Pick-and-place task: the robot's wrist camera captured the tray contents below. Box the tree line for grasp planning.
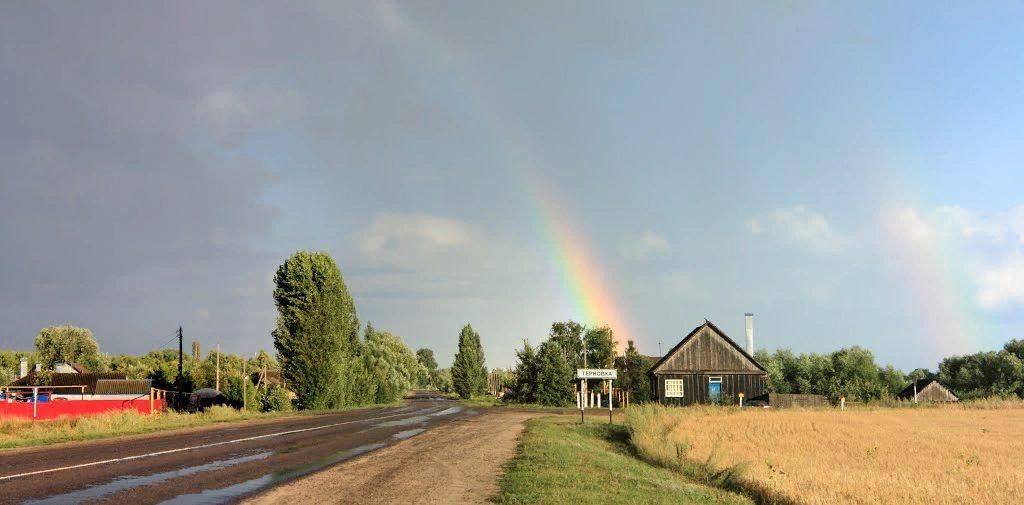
[754,338,1024,403]
[0,325,291,412]
[1,251,438,413]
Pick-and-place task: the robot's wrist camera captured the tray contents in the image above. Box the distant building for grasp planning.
[897,379,959,403]
[8,367,148,400]
[648,319,768,405]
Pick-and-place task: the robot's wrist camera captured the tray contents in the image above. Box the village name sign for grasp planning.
[575,369,617,380]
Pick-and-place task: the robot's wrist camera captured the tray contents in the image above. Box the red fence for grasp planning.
[0,399,163,420]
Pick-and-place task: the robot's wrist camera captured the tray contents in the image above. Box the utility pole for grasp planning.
[242,359,247,411]
[216,344,221,392]
[176,326,184,391]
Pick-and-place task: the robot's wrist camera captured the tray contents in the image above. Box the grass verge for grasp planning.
[0,400,405,451]
[0,406,286,450]
[496,416,752,505]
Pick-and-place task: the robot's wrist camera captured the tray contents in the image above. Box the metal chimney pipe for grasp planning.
[19,357,28,378]
[744,313,754,354]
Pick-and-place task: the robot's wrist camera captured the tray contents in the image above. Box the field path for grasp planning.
[244,410,540,505]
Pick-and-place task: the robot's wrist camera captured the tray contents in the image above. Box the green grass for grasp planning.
[496,416,753,505]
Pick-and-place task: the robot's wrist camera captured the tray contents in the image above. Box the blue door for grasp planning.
[708,378,722,403]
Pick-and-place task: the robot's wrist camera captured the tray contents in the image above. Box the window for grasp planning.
[665,379,684,398]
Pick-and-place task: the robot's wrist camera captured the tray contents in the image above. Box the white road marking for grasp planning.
[0,407,444,481]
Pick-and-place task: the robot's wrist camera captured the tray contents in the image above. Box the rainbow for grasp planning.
[373,1,633,353]
[879,205,983,359]
[527,178,632,354]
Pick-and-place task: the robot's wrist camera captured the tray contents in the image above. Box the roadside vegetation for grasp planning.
[0,406,277,450]
[497,415,751,505]
[626,401,1024,505]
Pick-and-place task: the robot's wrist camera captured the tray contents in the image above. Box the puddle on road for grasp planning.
[376,415,430,428]
[22,452,272,505]
[391,428,425,440]
[156,475,273,505]
[428,406,463,417]
[154,443,388,505]
[373,406,463,429]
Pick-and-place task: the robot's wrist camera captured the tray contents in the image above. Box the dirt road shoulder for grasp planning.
[244,410,539,505]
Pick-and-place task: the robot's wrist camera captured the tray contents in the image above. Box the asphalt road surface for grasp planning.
[0,392,477,505]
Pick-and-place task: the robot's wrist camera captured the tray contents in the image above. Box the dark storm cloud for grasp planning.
[0,3,288,351]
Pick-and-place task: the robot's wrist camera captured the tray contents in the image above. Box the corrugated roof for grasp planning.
[94,379,151,395]
[10,372,128,393]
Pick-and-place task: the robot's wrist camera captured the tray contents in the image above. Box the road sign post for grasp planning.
[576,369,617,424]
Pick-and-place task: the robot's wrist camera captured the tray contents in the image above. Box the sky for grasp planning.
[3,1,1024,371]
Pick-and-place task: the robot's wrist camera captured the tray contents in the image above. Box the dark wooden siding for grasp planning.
[655,373,766,406]
[917,382,959,402]
[767,393,828,408]
[653,326,762,374]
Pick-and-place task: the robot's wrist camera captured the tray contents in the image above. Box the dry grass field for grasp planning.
[627,401,1024,505]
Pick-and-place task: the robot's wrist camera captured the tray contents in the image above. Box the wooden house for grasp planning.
[648,320,767,405]
[897,379,959,403]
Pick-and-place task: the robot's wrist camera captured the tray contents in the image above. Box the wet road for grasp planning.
[0,392,476,504]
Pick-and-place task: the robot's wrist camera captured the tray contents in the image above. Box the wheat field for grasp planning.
[626,401,1024,505]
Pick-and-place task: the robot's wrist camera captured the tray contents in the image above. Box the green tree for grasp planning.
[416,348,438,371]
[548,321,586,366]
[271,251,359,410]
[510,340,538,403]
[363,328,423,403]
[34,325,105,372]
[452,324,486,399]
[1003,339,1024,361]
[618,340,652,402]
[584,326,616,368]
[907,368,934,382]
[534,340,573,406]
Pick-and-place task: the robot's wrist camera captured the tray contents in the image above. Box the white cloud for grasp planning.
[619,231,668,261]
[748,206,846,254]
[359,213,478,269]
[977,254,1024,310]
[194,85,306,143]
[880,206,933,243]
[932,206,1008,242]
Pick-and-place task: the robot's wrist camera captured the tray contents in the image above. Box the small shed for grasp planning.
[648,319,767,405]
[897,379,959,403]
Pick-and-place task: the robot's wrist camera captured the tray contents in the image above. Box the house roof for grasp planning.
[648,319,767,375]
[68,362,91,373]
[10,372,129,393]
[94,379,151,395]
[897,379,959,400]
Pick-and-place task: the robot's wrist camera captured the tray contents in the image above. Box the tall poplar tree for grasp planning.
[272,251,359,410]
[452,324,486,399]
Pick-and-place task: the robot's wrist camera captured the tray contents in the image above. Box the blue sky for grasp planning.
[2,2,1024,370]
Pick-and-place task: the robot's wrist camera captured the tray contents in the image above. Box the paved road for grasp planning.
[0,392,477,505]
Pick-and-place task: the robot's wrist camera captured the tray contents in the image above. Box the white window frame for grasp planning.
[708,376,722,384]
[664,379,685,398]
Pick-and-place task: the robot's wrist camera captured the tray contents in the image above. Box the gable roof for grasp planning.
[897,379,959,401]
[648,319,767,375]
